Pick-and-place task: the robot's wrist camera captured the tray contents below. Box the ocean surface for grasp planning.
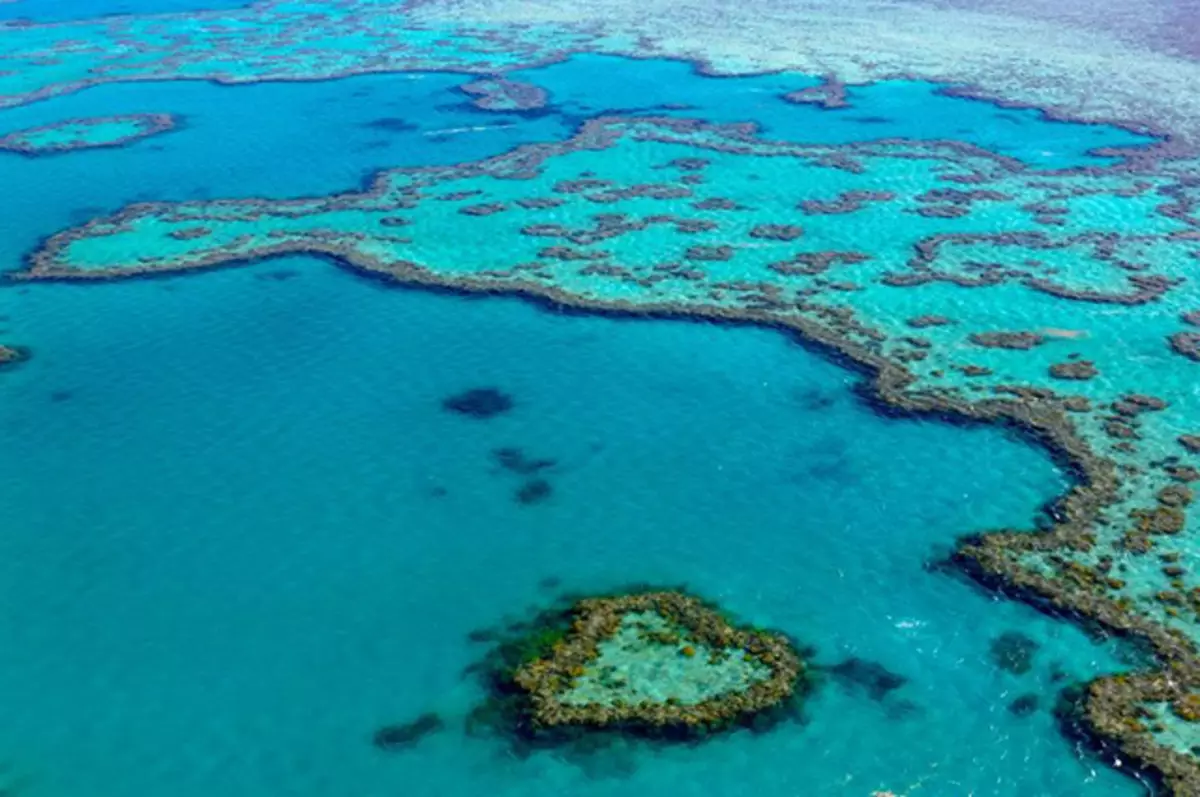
[0,15,1166,797]
[0,0,248,21]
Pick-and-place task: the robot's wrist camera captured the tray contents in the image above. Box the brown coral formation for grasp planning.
[1049,360,1099,380]
[748,224,804,241]
[781,76,849,110]
[906,315,954,328]
[685,244,734,262]
[799,190,894,215]
[914,204,969,219]
[513,591,803,734]
[460,202,508,217]
[969,331,1045,350]
[168,226,212,241]
[1169,331,1200,362]
[460,77,549,112]
[767,250,868,276]
[692,197,741,211]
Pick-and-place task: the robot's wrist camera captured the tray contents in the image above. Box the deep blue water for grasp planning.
[0,45,1162,797]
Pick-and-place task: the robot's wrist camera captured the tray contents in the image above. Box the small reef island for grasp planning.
[0,113,178,156]
[470,590,806,741]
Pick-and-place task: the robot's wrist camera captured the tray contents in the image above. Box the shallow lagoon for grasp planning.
[0,52,1157,273]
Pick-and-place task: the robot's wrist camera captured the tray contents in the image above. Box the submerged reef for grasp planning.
[460,77,549,112]
[0,114,176,155]
[0,344,28,368]
[441,387,514,419]
[470,590,806,743]
[989,630,1039,675]
[781,76,849,110]
[372,712,445,751]
[825,657,908,701]
[19,112,1200,792]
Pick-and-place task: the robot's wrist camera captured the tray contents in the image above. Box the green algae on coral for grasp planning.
[497,591,804,737]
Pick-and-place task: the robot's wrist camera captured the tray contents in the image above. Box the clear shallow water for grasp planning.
[0,261,1147,797]
[0,38,1169,797]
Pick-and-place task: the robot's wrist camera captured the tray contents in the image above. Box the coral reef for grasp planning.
[492,446,557,474]
[1049,360,1099,380]
[441,387,514,418]
[1170,331,1200,362]
[474,590,805,740]
[461,77,549,112]
[968,332,1044,350]
[1009,693,1040,717]
[373,712,445,750]
[0,114,177,155]
[989,631,1040,675]
[515,477,553,505]
[781,76,849,110]
[0,344,29,368]
[825,657,908,701]
[18,112,1200,792]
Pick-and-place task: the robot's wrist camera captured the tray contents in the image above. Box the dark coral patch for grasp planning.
[254,268,300,282]
[692,197,742,211]
[827,657,908,701]
[442,388,514,419]
[460,77,549,112]
[493,447,557,475]
[1170,331,1200,362]
[969,331,1045,350]
[685,245,734,262]
[1049,360,1099,380]
[515,478,553,505]
[373,712,444,751]
[365,117,418,132]
[906,315,954,328]
[989,631,1039,674]
[749,224,804,241]
[1008,693,1039,717]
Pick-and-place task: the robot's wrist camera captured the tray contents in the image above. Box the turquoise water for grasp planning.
[0,0,249,22]
[0,42,1169,797]
[0,261,1146,797]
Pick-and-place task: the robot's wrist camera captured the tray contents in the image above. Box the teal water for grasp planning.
[505,55,1157,168]
[0,42,1168,797]
[0,0,248,23]
[0,261,1147,797]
